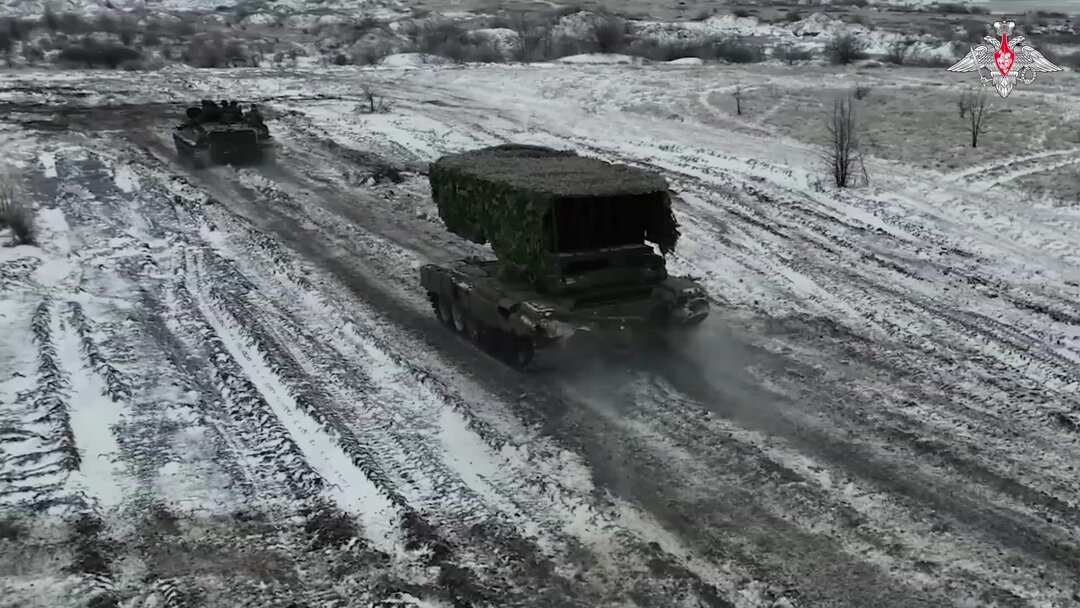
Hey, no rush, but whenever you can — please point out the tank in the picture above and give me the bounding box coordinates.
[420,144,710,368]
[173,100,273,168]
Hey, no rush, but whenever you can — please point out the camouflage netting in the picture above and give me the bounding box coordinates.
[430,144,679,278]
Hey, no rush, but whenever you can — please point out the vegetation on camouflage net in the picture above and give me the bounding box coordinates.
[430,145,680,279]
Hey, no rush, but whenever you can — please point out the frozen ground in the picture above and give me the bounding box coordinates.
[1,62,1079,608]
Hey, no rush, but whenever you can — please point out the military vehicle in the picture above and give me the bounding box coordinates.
[173,100,272,168]
[420,144,710,369]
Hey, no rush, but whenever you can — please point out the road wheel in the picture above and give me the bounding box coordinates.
[429,293,454,328]
[503,333,534,369]
[464,315,485,344]
[450,300,468,334]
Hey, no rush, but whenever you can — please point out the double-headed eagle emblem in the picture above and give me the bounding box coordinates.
[947,20,1062,98]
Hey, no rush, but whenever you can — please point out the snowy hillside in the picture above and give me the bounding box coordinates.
[1,0,406,16]
[1,58,1080,608]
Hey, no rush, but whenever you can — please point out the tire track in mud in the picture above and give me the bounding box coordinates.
[172,170,746,606]
[154,110,1080,608]
[946,146,1080,183]
[247,98,1080,604]
[124,128,760,604]
[119,141,652,604]
[632,342,1080,598]
[380,105,1080,602]
[19,139,441,607]
[133,180,472,603]
[602,372,1043,607]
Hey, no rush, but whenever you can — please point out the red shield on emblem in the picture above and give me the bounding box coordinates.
[994,34,1014,76]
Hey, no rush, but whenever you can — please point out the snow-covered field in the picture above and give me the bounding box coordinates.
[1,61,1079,608]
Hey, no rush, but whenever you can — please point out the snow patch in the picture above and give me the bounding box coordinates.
[38,151,56,178]
[57,313,128,510]
[196,282,404,555]
[112,164,139,194]
[378,53,455,67]
[555,53,649,65]
[667,57,706,66]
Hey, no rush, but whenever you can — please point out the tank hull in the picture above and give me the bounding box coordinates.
[173,126,272,168]
[420,258,709,368]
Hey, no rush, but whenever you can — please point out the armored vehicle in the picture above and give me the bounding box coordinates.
[173,100,272,168]
[420,144,710,369]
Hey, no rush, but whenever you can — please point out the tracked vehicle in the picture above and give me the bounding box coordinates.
[421,144,709,369]
[173,100,272,168]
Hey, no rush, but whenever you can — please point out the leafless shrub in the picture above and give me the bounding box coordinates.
[826,33,867,64]
[358,86,391,113]
[906,50,953,68]
[0,30,12,66]
[3,17,31,41]
[732,86,743,115]
[961,20,988,42]
[183,35,252,68]
[59,12,86,35]
[853,82,871,99]
[96,12,120,36]
[585,14,627,53]
[118,17,136,46]
[711,38,765,63]
[886,39,914,64]
[625,37,712,62]
[58,39,142,68]
[0,171,36,246]
[967,87,989,147]
[785,9,803,22]
[824,97,864,188]
[550,33,585,59]
[732,8,752,18]
[165,18,196,38]
[353,40,394,65]
[690,9,713,22]
[43,4,59,32]
[416,19,468,55]
[463,39,505,63]
[24,42,45,65]
[142,30,161,46]
[774,42,813,65]
[509,12,555,61]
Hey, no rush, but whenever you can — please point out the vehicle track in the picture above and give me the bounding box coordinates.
[5,70,1080,607]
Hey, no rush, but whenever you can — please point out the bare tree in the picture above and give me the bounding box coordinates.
[825,97,862,188]
[886,39,914,64]
[957,89,971,118]
[43,4,59,32]
[825,33,867,65]
[509,12,555,62]
[585,14,627,53]
[0,30,12,66]
[358,85,391,113]
[732,86,743,115]
[967,88,989,147]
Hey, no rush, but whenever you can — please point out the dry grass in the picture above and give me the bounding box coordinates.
[0,169,36,246]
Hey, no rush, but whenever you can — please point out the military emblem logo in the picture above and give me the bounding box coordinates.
[947,20,1062,98]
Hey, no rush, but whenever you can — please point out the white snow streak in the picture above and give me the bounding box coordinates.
[193,279,403,554]
[57,314,127,510]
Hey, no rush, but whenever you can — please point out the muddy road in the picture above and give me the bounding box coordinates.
[2,68,1080,608]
